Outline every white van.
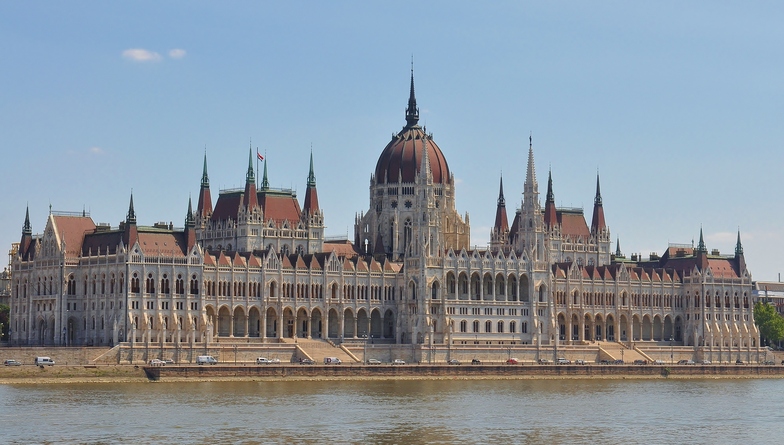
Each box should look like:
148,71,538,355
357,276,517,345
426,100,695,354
196,355,217,365
323,357,342,365
35,357,55,366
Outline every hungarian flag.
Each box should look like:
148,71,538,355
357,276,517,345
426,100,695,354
257,151,264,161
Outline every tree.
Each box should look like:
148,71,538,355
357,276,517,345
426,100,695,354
753,301,784,345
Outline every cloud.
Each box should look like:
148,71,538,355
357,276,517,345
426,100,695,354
89,146,104,155
705,231,740,244
122,48,162,62
168,48,186,59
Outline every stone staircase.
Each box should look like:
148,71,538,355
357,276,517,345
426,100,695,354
289,338,359,364
597,341,653,363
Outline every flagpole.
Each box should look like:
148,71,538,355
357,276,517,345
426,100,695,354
256,147,259,188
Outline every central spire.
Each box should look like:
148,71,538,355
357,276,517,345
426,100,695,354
405,63,419,127
246,145,255,184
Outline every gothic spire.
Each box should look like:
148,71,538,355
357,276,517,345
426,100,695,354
525,134,537,191
201,150,210,188
23,205,32,235
497,176,506,207
543,169,557,228
307,150,316,187
127,192,136,225
591,173,606,233
246,145,255,184
546,168,554,203
696,227,707,253
261,158,269,190
197,150,213,218
303,151,320,215
615,237,622,257
493,176,509,235
405,64,419,127
594,173,602,206
735,229,744,256
186,196,195,228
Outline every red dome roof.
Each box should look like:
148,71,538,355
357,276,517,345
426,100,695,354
374,125,450,185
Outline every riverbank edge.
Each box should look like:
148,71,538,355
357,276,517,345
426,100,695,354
3,364,784,384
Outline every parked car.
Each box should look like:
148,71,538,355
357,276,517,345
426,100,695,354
392,359,405,365
613,360,624,365
471,359,481,365
653,360,666,365
538,359,552,365
735,359,744,365
256,357,272,364
366,359,381,365
163,359,175,365
574,359,586,365
556,358,571,365
677,359,695,365
324,357,342,365
299,358,315,365
701,360,712,365
506,358,519,365
763,360,775,365
447,359,460,365
3,359,22,366
633,359,647,365
149,359,165,366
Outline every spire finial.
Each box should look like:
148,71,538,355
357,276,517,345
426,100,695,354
261,158,269,190
307,149,316,187
735,229,744,256
497,175,506,207
594,173,602,206
127,191,136,224
546,168,554,203
246,145,255,184
201,149,210,188
405,62,419,127
697,226,707,253
186,195,195,227
23,205,32,235
615,236,622,257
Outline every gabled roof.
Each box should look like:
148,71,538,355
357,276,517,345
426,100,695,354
258,190,301,225
53,215,96,258
323,240,360,257
137,230,188,258
556,210,590,238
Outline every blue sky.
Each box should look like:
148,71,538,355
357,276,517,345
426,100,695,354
1,2,782,280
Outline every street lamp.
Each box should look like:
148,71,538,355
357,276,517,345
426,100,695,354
621,348,624,363
669,337,674,364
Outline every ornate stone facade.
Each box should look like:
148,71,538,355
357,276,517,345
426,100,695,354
9,72,760,361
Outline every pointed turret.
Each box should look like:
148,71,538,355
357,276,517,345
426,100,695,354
405,66,419,128
242,146,259,210
123,192,138,248
614,237,625,259
735,229,746,273
590,174,606,234
696,227,708,270
524,135,538,197
543,169,557,228
127,193,136,225
260,158,270,190
303,151,320,215
197,151,213,218
19,205,33,259
185,196,196,249
491,176,510,250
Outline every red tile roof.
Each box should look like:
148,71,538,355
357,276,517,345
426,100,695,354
52,215,96,258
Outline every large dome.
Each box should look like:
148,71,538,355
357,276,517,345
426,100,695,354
374,125,450,184
373,72,450,185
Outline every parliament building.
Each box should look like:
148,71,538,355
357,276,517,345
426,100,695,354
9,73,760,363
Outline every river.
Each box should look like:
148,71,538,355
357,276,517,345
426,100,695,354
0,378,781,444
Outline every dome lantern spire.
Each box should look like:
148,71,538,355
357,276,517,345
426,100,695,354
405,62,419,127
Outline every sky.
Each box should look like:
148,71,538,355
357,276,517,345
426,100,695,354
1,2,783,281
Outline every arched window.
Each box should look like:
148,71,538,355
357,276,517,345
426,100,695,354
485,320,492,333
